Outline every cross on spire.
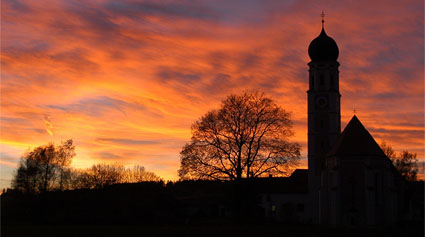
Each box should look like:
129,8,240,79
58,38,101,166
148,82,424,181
353,108,357,114
321,11,325,28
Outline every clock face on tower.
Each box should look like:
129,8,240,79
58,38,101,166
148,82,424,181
315,95,328,109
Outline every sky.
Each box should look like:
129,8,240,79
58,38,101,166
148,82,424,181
1,0,424,189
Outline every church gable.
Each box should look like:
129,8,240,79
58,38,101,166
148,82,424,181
327,115,386,158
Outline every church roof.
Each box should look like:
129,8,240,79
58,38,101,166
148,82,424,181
327,115,387,157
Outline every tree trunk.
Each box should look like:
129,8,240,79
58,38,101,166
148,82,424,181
44,164,49,192
59,171,63,191
237,149,242,180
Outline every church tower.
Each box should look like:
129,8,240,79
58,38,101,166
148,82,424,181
307,13,341,223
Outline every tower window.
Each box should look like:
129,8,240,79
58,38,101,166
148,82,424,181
311,75,314,88
320,74,324,85
330,74,334,86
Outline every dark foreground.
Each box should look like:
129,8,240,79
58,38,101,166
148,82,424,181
2,181,423,236
2,222,424,237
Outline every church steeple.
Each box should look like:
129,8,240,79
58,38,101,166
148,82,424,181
308,12,339,62
307,13,341,224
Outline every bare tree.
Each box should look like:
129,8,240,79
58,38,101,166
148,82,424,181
380,141,418,181
70,164,162,189
380,141,396,162
37,144,57,192
56,139,76,190
396,151,418,181
12,157,43,193
122,165,162,183
85,163,125,189
178,91,301,181
11,140,76,193
68,168,91,189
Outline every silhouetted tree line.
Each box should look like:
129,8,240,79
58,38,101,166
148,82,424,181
2,179,264,225
71,163,162,189
3,177,422,226
11,140,162,194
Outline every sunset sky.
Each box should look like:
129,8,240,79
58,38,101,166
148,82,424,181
1,0,424,189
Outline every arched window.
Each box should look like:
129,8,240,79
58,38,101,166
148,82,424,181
320,74,324,85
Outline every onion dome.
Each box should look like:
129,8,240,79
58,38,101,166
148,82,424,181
308,22,339,62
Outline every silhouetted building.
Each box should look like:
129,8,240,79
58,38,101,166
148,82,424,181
307,15,341,225
306,16,404,227
257,169,309,222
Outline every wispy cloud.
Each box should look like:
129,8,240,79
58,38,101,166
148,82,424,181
96,138,159,146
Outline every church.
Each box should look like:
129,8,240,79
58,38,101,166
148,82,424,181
260,17,406,227
305,17,405,227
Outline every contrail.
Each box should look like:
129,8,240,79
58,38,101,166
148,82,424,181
43,114,54,136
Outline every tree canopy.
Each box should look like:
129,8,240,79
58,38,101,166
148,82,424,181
179,91,301,181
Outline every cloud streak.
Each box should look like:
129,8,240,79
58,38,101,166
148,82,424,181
96,138,159,146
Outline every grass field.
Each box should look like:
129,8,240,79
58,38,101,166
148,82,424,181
2,223,423,237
